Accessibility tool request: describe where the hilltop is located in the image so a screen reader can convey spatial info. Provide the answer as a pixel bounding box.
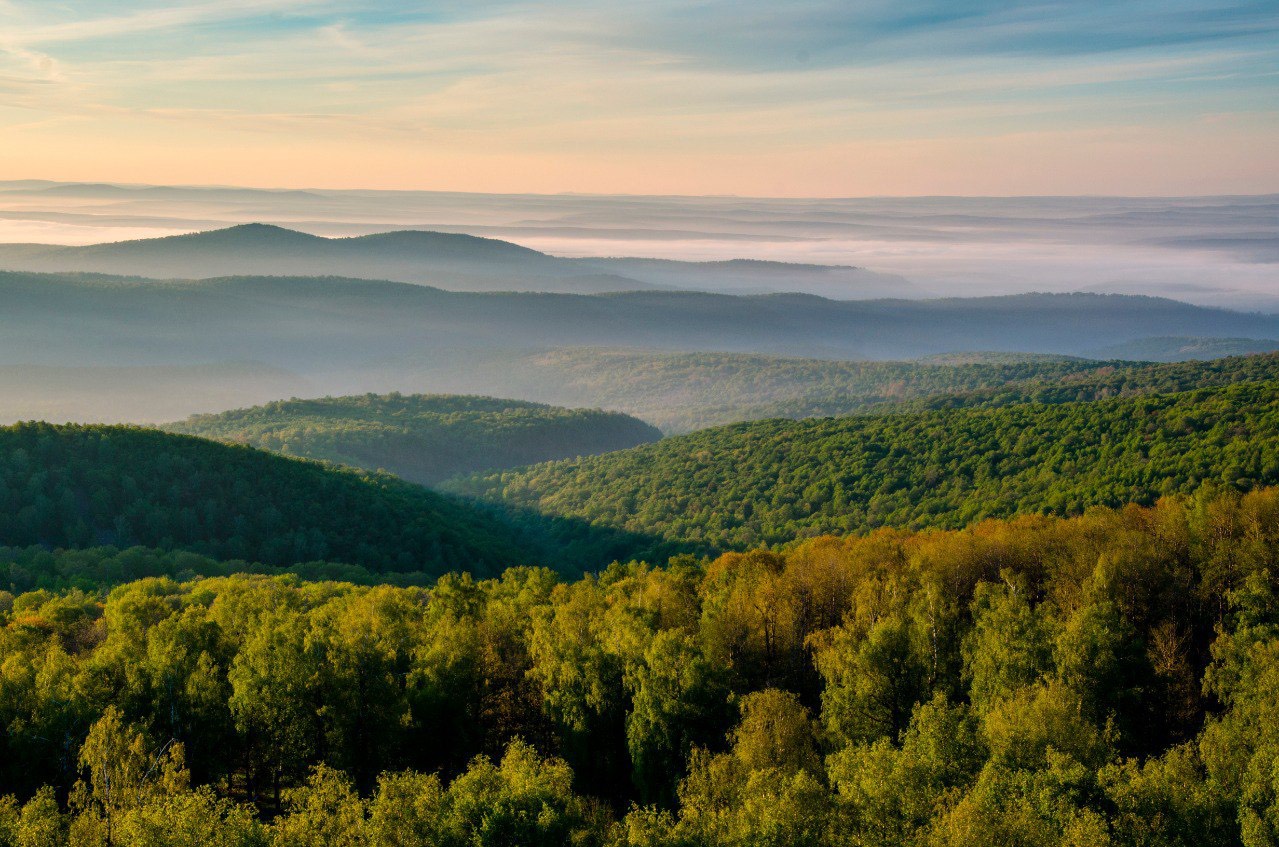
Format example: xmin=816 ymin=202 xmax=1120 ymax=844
xmin=164 ymin=393 xmax=662 ymax=484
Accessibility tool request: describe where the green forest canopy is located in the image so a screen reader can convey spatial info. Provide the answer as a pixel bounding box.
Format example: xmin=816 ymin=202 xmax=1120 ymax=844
xmin=427 ymin=348 xmax=1110 ymax=433
xmin=1 ymin=488 xmax=1277 ymax=845
xmin=163 ymin=393 xmax=662 ymax=485
xmin=0 ymin=422 xmax=537 ymax=579
xmin=405 ymin=348 xmax=1279 ymax=433
xmin=447 ymin=381 xmax=1279 ymax=560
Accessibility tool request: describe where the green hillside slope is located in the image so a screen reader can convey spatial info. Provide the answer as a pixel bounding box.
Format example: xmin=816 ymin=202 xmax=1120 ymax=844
xmin=406 ymin=348 xmax=1109 ymax=432
xmin=0 ymin=422 xmax=533 ymax=577
xmin=163 ymin=393 xmax=662 ymax=484
xmin=905 ymin=351 xmax=1279 ymax=412
xmin=447 ymin=381 xmax=1279 ymax=557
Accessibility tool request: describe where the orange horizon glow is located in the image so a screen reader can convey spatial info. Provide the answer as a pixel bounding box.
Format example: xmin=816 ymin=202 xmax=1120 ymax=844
xmin=1 ymin=1 xmax=1276 ymax=197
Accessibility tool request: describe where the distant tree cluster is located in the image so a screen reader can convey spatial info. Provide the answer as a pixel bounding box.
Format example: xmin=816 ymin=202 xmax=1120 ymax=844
xmin=164 ymin=393 xmax=661 ymax=485
xmin=449 ymin=381 xmax=1279 ymax=560
xmin=1 ymin=488 xmax=1278 ymax=845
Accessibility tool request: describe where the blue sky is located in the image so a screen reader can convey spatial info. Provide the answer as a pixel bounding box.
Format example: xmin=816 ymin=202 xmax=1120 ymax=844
xmin=1 ymin=0 xmax=1275 ymax=194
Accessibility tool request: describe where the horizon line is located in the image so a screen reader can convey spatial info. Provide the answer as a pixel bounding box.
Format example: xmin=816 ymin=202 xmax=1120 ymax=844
xmin=4 ymin=178 xmax=1278 ymax=203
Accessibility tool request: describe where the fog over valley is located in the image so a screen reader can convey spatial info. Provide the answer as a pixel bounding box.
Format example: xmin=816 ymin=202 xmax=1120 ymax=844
xmin=2 ymin=182 xmax=1275 ymax=308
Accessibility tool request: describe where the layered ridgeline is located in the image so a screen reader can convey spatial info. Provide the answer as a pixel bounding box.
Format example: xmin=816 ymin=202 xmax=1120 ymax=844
xmin=0 ymin=422 xmax=535 ymax=578
xmin=368 ymin=349 xmax=1279 ymax=433
xmin=447 ymin=381 xmax=1279 ymax=558
xmin=0 ymin=223 xmax=909 ymax=297
xmin=396 ymin=349 xmax=1106 ymax=433
xmin=6 ymin=347 xmax=1278 ymax=434
xmin=0 ymin=362 xmax=311 ymax=425
xmin=4 ymin=271 xmax=1279 ymax=371
xmin=164 ymin=394 xmax=662 ymax=484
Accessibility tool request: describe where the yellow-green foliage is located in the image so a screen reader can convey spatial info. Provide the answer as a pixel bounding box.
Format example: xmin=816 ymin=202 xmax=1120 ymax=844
xmin=1 ymin=489 xmax=1278 ymax=845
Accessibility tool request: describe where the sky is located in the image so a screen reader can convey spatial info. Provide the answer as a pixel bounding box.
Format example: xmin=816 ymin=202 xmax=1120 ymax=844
xmin=0 ymin=0 xmax=1276 ymax=196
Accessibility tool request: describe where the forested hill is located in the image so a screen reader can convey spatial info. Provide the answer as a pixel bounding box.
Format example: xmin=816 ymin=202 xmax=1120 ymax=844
xmin=430 ymin=348 xmax=1279 ymax=433
xmin=902 ymin=350 xmax=1279 ymax=413
xmin=407 ymin=348 xmax=1111 ymax=433
xmin=163 ymin=393 xmax=662 ymax=484
xmin=0 ymin=422 xmax=534 ymax=577
xmin=446 ymin=381 xmax=1279 ymax=558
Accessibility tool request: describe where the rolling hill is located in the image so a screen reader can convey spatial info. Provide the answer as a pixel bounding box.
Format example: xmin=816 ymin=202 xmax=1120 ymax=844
xmin=163 ymin=393 xmax=662 ymax=484
xmin=0 ymin=422 xmax=537 ymax=577
xmin=446 ymin=381 xmax=1279 ymax=560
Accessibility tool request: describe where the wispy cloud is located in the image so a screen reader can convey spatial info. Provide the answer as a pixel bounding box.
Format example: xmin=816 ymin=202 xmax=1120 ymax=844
xmin=0 ymin=0 xmax=1274 ymax=194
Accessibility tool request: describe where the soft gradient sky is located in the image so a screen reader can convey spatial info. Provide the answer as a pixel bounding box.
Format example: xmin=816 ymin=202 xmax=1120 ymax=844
xmin=1 ymin=0 xmax=1276 ymax=196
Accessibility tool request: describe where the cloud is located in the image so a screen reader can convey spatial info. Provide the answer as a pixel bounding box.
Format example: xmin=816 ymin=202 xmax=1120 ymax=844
xmin=0 ymin=0 xmax=1274 ymax=194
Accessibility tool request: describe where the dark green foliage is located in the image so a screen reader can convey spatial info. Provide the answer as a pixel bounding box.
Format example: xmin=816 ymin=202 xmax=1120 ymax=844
xmin=164 ymin=392 xmax=662 ymax=485
xmin=448 ymin=381 xmax=1279 ymax=559
xmin=0 ymin=422 xmax=532 ymax=577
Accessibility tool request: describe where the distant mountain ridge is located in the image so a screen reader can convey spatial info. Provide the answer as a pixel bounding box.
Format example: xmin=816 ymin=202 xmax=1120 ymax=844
xmin=2 ymin=271 xmax=1278 ymax=373
xmin=0 ymin=223 xmax=911 ymax=296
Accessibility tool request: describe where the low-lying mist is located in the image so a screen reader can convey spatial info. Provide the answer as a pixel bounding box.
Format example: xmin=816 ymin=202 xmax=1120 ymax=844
xmin=1 ymin=183 xmax=1274 ymax=308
